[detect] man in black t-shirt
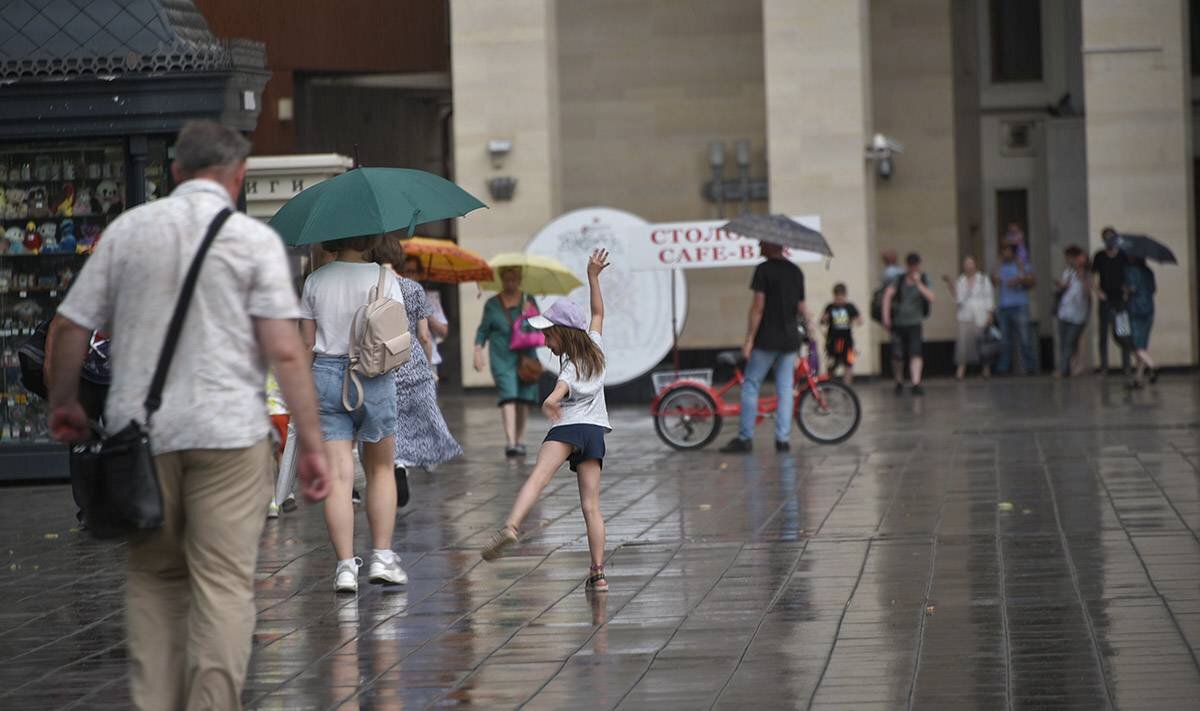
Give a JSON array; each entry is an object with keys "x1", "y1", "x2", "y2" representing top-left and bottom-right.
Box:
[
  {"x1": 1092, "y1": 227, "x2": 1131, "y2": 374},
  {"x1": 721, "y1": 241, "x2": 808, "y2": 454}
]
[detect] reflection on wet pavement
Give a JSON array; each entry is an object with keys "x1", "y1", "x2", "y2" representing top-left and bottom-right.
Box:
[{"x1": 1, "y1": 376, "x2": 1199, "y2": 709}]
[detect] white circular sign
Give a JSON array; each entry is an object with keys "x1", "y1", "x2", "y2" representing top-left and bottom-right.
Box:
[{"x1": 525, "y1": 207, "x2": 687, "y2": 385}]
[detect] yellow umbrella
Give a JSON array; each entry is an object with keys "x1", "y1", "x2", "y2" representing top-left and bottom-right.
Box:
[
  {"x1": 481, "y1": 253, "x2": 583, "y2": 295},
  {"x1": 401, "y1": 236, "x2": 493, "y2": 283}
]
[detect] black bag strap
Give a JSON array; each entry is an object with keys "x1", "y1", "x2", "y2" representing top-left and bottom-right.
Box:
[{"x1": 143, "y1": 208, "x2": 233, "y2": 421}]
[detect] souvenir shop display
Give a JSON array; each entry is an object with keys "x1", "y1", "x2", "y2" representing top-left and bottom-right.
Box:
[{"x1": 0, "y1": 139, "x2": 167, "y2": 448}]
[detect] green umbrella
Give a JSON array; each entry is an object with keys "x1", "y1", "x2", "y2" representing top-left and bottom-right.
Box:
[{"x1": 269, "y1": 168, "x2": 486, "y2": 246}]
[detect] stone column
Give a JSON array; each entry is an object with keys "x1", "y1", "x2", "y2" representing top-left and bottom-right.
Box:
[
  {"x1": 762, "y1": 0, "x2": 878, "y2": 372},
  {"x1": 450, "y1": 0, "x2": 561, "y2": 386},
  {"x1": 1083, "y1": 0, "x2": 1196, "y2": 366}
]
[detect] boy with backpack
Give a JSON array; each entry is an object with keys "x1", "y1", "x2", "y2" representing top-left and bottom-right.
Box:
[{"x1": 881, "y1": 252, "x2": 934, "y2": 395}]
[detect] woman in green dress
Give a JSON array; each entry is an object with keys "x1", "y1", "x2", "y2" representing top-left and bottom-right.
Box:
[{"x1": 474, "y1": 266, "x2": 540, "y2": 457}]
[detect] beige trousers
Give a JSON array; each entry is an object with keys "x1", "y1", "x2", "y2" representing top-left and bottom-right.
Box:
[{"x1": 126, "y1": 440, "x2": 273, "y2": 711}]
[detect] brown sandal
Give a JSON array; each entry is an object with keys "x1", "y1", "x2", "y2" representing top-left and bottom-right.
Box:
[{"x1": 586, "y1": 564, "x2": 609, "y2": 592}]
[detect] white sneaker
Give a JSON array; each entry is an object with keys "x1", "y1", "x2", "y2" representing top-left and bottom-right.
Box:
[
  {"x1": 266, "y1": 500, "x2": 280, "y2": 519},
  {"x1": 367, "y1": 551, "x2": 408, "y2": 586},
  {"x1": 334, "y1": 558, "x2": 362, "y2": 593}
]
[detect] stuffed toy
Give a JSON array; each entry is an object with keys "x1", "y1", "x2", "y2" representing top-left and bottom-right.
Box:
[
  {"x1": 78, "y1": 223, "x2": 102, "y2": 254},
  {"x1": 73, "y1": 186, "x2": 93, "y2": 216},
  {"x1": 96, "y1": 179, "x2": 122, "y2": 215},
  {"x1": 5, "y1": 187, "x2": 26, "y2": 219},
  {"x1": 37, "y1": 222, "x2": 58, "y2": 253},
  {"x1": 4, "y1": 226, "x2": 24, "y2": 254},
  {"x1": 27, "y1": 185, "x2": 50, "y2": 218},
  {"x1": 57, "y1": 219, "x2": 77, "y2": 254},
  {"x1": 23, "y1": 220, "x2": 41, "y2": 253},
  {"x1": 56, "y1": 183, "x2": 75, "y2": 217}
]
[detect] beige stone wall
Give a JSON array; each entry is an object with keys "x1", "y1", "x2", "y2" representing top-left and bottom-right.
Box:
[
  {"x1": 555, "y1": 0, "x2": 767, "y2": 348},
  {"x1": 450, "y1": 0, "x2": 561, "y2": 386},
  {"x1": 763, "y1": 0, "x2": 878, "y2": 371},
  {"x1": 1082, "y1": 0, "x2": 1197, "y2": 365},
  {"x1": 870, "y1": 0, "x2": 960, "y2": 344}
]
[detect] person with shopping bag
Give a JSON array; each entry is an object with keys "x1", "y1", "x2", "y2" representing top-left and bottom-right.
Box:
[{"x1": 474, "y1": 266, "x2": 544, "y2": 458}]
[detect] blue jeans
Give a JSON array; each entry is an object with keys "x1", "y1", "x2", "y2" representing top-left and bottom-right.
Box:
[
  {"x1": 739, "y1": 349, "x2": 797, "y2": 441},
  {"x1": 996, "y1": 305, "x2": 1037, "y2": 374}
]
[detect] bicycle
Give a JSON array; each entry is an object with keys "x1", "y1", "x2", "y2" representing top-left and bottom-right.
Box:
[{"x1": 650, "y1": 343, "x2": 861, "y2": 450}]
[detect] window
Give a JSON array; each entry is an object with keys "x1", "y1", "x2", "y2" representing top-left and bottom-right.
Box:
[{"x1": 990, "y1": 0, "x2": 1043, "y2": 83}]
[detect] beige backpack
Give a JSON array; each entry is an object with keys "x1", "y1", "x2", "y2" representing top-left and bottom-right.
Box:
[{"x1": 342, "y1": 265, "x2": 411, "y2": 410}]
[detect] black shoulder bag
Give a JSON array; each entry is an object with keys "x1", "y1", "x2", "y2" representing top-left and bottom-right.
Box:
[{"x1": 73, "y1": 209, "x2": 233, "y2": 540}]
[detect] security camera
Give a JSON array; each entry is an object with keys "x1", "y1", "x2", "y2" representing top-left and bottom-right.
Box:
[
  {"x1": 487, "y1": 139, "x2": 513, "y2": 169},
  {"x1": 865, "y1": 133, "x2": 903, "y2": 179}
]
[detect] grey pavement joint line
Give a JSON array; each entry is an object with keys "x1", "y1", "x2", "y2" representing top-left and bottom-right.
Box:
[
  {"x1": 1085, "y1": 450, "x2": 1200, "y2": 677},
  {"x1": 707, "y1": 456, "x2": 868, "y2": 708},
  {"x1": 1129, "y1": 452, "x2": 1200, "y2": 547},
  {"x1": 603, "y1": 542, "x2": 750, "y2": 711},
  {"x1": 1034, "y1": 435, "x2": 1116, "y2": 710},
  {"x1": 323, "y1": 544, "x2": 576, "y2": 707},
  {"x1": 803, "y1": 538, "x2": 874, "y2": 711},
  {"x1": 706, "y1": 541, "x2": 811, "y2": 710},
  {"x1": 249, "y1": 549, "x2": 516, "y2": 705},
  {"x1": 905, "y1": 480, "x2": 947, "y2": 709},
  {"x1": 512, "y1": 541, "x2": 704, "y2": 709},
  {"x1": 994, "y1": 445, "x2": 1015, "y2": 711}
]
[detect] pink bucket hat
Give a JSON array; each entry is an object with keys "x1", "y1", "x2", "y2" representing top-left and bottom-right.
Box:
[{"x1": 527, "y1": 299, "x2": 587, "y2": 331}]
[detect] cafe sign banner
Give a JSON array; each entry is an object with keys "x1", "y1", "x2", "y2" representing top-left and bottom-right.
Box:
[{"x1": 627, "y1": 215, "x2": 823, "y2": 271}]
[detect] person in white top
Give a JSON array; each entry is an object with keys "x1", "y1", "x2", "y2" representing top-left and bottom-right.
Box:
[
  {"x1": 481, "y1": 249, "x2": 612, "y2": 592},
  {"x1": 942, "y1": 256, "x2": 995, "y2": 380},
  {"x1": 1054, "y1": 245, "x2": 1091, "y2": 377},
  {"x1": 299, "y1": 235, "x2": 409, "y2": 593},
  {"x1": 47, "y1": 120, "x2": 330, "y2": 709}
]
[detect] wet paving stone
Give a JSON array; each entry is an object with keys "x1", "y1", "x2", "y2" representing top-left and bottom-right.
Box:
[{"x1": 2, "y1": 375, "x2": 1200, "y2": 708}]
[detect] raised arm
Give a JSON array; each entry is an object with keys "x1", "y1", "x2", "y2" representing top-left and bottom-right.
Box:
[{"x1": 586, "y1": 248, "x2": 610, "y2": 334}]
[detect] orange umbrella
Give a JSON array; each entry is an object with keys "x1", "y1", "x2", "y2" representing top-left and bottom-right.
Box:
[{"x1": 401, "y1": 236, "x2": 494, "y2": 283}]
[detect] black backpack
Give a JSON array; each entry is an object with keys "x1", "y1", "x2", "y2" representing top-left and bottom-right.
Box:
[{"x1": 17, "y1": 316, "x2": 111, "y2": 400}]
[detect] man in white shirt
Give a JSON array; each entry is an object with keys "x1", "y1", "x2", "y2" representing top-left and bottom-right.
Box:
[{"x1": 47, "y1": 121, "x2": 330, "y2": 710}]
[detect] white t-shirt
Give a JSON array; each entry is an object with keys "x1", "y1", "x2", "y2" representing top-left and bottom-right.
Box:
[
  {"x1": 299, "y1": 262, "x2": 404, "y2": 356},
  {"x1": 555, "y1": 330, "x2": 611, "y2": 431},
  {"x1": 58, "y1": 179, "x2": 300, "y2": 455}
]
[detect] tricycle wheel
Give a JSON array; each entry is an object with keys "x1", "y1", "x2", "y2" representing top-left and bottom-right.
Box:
[
  {"x1": 795, "y1": 380, "x2": 861, "y2": 444},
  {"x1": 654, "y1": 386, "x2": 722, "y2": 450}
]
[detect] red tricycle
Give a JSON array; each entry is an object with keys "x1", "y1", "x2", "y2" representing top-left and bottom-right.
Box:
[{"x1": 650, "y1": 344, "x2": 861, "y2": 450}]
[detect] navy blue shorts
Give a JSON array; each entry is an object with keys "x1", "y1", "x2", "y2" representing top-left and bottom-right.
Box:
[{"x1": 544, "y1": 424, "x2": 606, "y2": 472}]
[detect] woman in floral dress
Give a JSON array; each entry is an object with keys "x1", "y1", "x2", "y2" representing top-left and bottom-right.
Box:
[{"x1": 392, "y1": 270, "x2": 463, "y2": 505}]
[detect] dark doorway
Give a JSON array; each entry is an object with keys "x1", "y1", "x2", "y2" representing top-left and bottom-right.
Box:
[
  {"x1": 295, "y1": 77, "x2": 464, "y2": 389},
  {"x1": 996, "y1": 188, "x2": 1030, "y2": 254}
]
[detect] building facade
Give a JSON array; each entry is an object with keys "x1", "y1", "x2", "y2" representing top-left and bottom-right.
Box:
[{"x1": 451, "y1": 0, "x2": 1198, "y2": 387}]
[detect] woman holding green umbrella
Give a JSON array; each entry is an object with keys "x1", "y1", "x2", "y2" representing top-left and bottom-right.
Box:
[{"x1": 475, "y1": 266, "x2": 542, "y2": 458}]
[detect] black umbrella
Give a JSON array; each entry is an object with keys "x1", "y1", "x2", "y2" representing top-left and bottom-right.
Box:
[
  {"x1": 1115, "y1": 233, "x2": 1176, "y2": 264},
  {"x1": 720, "y1": 213, "x2": 833, "y2": 259}
]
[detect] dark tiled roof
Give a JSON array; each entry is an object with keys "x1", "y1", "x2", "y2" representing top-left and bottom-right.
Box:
[{"x1": 0, "y1": 0, "x2": 264, "y2": 81}]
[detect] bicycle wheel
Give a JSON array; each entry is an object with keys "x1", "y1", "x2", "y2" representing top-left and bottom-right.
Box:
[
  {"x1": 654, "y1": 385, "x2": 722, "y2": 450},
  {"x1": 795, "y1": 380, "x2": 861, "y2": 444}
]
